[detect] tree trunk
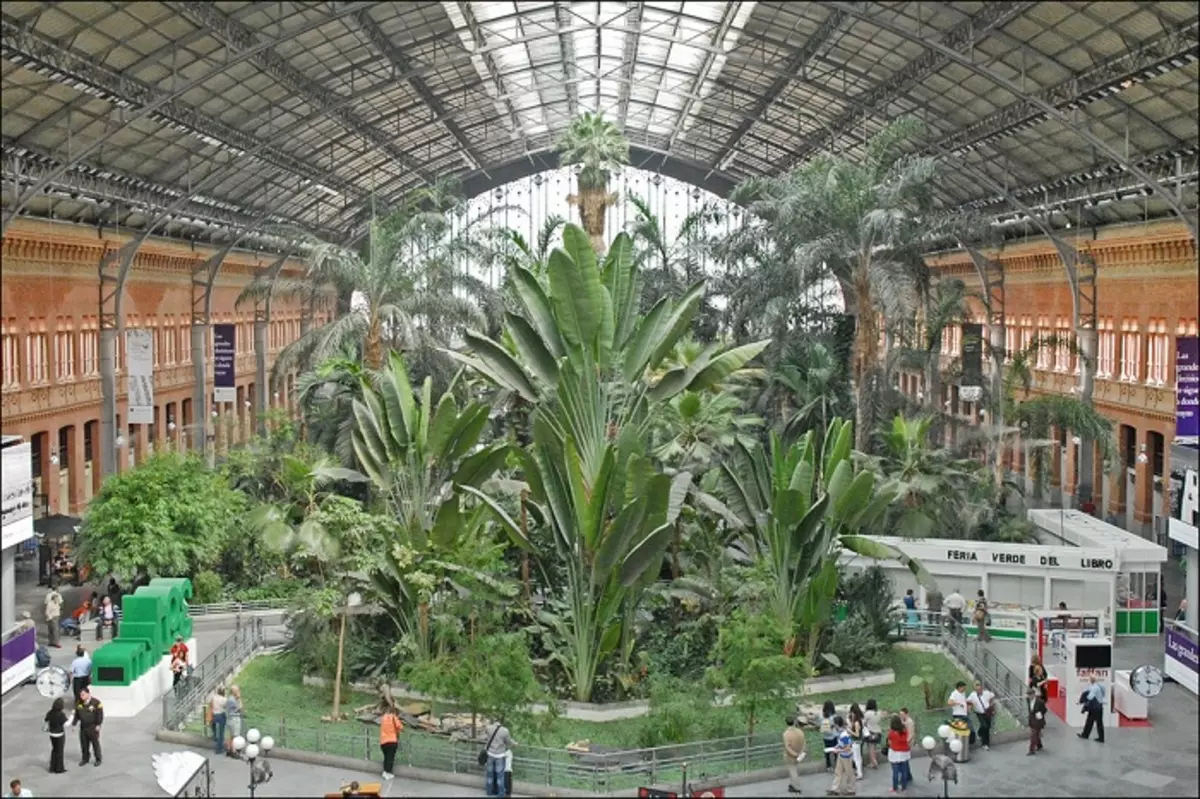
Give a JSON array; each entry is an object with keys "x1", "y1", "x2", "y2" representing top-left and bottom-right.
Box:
[
  {"x1": 364, "y1": 320, "x2": 383, "y2": 371},
  {"x1": 851, "y1": 266, "x2": 879, "y2": 450},
  {"x1": 332, "y1": 609, "x2": 347, "y2": 721},
  {"x1": 573, "y1": 185, "x2": 610, "y2": 254},
  {"x1": 519, "y1": 491, "x2": 531, "y2": 603}
]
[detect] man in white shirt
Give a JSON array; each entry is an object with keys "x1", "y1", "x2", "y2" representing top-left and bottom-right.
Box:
[
  {"x1": 944, "y1": 589, "x2": 966, "y2": 626},
  {"x1": 947, "y1": 680, "x2": 976, "y2": 746},
  {"x1": 1077, "y1": 672, "x2": 1106, "y2": 743},
  {"x1": 968, "y1": 680, "x2": 995, "y2": 750}
]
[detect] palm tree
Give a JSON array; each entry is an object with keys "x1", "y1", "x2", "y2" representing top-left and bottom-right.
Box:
[
  {"x1": 556, "y1": 112, "x2": 630, "y2": 252},
  {"x1": 733, "y1": 117, "x2": 940, "y2": 450},
  {"x1": 295, "y1": 357, "x2": 369, "y2": 466},
  {"x1": 240, "y1": 188, "x2": 501, "y2": 384}
]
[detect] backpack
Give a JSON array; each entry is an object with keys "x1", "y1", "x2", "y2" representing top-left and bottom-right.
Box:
[{"x1": 35, "y1": 646, "x2": 51, "y2": 668}]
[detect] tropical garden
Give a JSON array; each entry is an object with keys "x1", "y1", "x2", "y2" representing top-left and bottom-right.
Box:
[{"x1": 78, "y1": 114, "x2": 1109, "y2": 782}]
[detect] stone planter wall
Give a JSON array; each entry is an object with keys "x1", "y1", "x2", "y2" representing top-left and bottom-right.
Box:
[{"x1": 302, "y1": 667, "x2": 895, "y2": 722}]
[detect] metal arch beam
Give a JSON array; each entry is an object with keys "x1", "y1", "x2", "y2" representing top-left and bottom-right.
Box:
[
  {"x1": 249, "y1": 250, "x2": 293, "y2": 437},
  {"x1": 786, "y1": 1, "x2": 1032, "y2": 166},
  {"x1": 0, "y1": 142, "x2": 341, "y2": 239},
  {"x1": 964, "y1": 245, "x2": 1008, "y2": 480},
  {"x1": 0, "y1": 11, "x2": 360, "y2": 202},
  {"x1": 0, "y1": 2, "x2": 377, "y2": 235},
  {"x1": 555, "y1": 0, "x2": 581, "y2": 119},
  {"x1": 664, "y1": 1, "x2": 744, "y2": 152},
  {"x1": 824, "y1": 2, "x2": 1198, "y2": 240},
  {"x1": 453, "y1": 0, "x2": 527, "y2": 148},
  {"x1": 169, "y1": 2, "x2": 434, "y2": 188},
  {"x1": 926, "y1": 137, "x2": 1101, "y2": 505},
  {"x1": 342, "y1": 7, "x2": 486, "y2": 170},
  {"x1": 705, "y1": 5, "x2": 850, "y2": 175},
  {"x1": 942, "y1": 21, "x2": 1199, "y2": 157}
]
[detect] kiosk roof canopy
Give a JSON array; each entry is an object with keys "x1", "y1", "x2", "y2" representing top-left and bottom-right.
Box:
[{"x1": 1028, "y1": 509, "x2": 1168, "y2": 564}]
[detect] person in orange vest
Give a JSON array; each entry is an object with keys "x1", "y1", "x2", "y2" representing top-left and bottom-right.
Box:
[{"x1": 379, "y1": 705, "x2": 403, "y2": 780}]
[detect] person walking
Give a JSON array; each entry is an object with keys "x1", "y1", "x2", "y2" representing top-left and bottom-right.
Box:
[
  {"x1": 968, "y1": 680, "x2": 995, "y2": 750},
  {"x1": 209, "y1": 687, "x2": 227, "y2": 755},
  {"x1": 886, "y1": 715, "x2": 911, "y2": 793},
  {"x1": 44, "y1": 697, "x2": 68, "y2": 774},
  {"x1": 43, "y1": 585, "x2": 63, "y2": 649},
  {"x1": 972, "y1": 590, "x2": 991, "y2": 642},
  {"x1": 72, "y1": 687, "x2": 103, "y2": 767},
  {"x1": 1077, "y1": 672, "x2": 1106, "y2": 743},
  {"x1": 783, "y1": 715, "x2": 807, "y2": 794},
  {"x1": 94, "y1": 596, "x2": 116, "y2": 641},
  {"x1": 483, "y1": 717, "x2": 515, "y2": 798},
  {"x1": 848, "y1": 703, "x2": 866, "y2": 779},
  {"x1": 944, "y1": 588, "x2": 966, "y2": 628},
  {"x1": 69, "y1": 647, "x2": 90, "y2": 702},
  {"x1": 1029, "y1": 655, "x2": 1050, "y2": 702},
  {"x1": 947, "y1": 681, "x2": 975, "y2": 746},
  {"x1": 224, "y1": 686, "x2": 244, "y2": 756},
  {"x1": 898, "y1": 708, "x2": 916, "y2": 787},
  {"x1": 378, "y1": 705, "x2": 402, "y2": 780},
  {"x1": 1026, "y1": 686, "x2": 1047, "y2": 756},
  {"x1": 829, "y1": 716, "x2": 856, "y2": 796},
  {"x1": 820, "y1": 700, "x2": 837, "y2": 772},
  {"x1": 902, "y1": 589, "x2": 918, "y2": 628},
  {"x1": 862, "y1": 699, "x2": 882, "y2": 770}
]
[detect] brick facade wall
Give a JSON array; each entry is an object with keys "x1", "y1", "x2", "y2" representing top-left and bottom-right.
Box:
[
  {"x1": 0, "y1": 217, "x2": 330, "y2": 515},
  {"x1": 899, "y1": 220, "x2": 1198, "y2": 532}
]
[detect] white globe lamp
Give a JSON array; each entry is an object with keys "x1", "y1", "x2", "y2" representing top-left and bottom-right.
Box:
[
  {"x1": 246, "y1": 728, "x2": 261, "y2": 745},
  {"x1": 937, "y1": 724, "x2": 951, "y2": 740},
  {"x1": 261, "y1": 735, "x2": 275, "y2": 752},
  {"x1": 922, "y1": 735, "x2": 937, "y2": 751},
  {"x1": 231, "y1": 735, "x2": 246, "y2": 752},
  {"x1": 949, "y1": 738, "x2": 963, "y2": 754}
]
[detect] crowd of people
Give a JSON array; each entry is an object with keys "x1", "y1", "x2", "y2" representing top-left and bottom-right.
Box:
[{"x1": 781, "y1": 678, "x2": 1003, "y2": 796}]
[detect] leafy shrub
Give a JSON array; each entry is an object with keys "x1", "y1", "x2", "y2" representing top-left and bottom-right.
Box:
[
  {"x1": 840, "y1": 566, "x2": 898, "y2": 642},
  {"x1": 635, "y1": 676, "x2": 711, "y2": 748},
  {"x1": 192, "y1": 570, "x2": 223, "y2": 604},
  {"x1": 822, "y1": 615, "x2": 891, "y2": 674},
  {"x1": 231, "y1": 579, "x2": 308, "y2": 603}
]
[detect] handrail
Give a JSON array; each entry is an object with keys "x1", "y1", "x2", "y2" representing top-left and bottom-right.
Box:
[
  {"x1": 186, "y1": 599, "x2": 292, "y2": 616},
  {"x1": 940, "y1": 621, "x2": 1029, "y2": 726},
  {"x1": 161, "y1": 618, "x2": 265, "y2": 730}
]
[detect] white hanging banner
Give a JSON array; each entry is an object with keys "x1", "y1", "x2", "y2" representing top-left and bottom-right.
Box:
[{"x1": 126, "y1": 328, "x2": 154, "y2": 424}]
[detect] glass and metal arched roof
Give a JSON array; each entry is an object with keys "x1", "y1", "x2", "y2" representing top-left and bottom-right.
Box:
[{"x1": 2, "y1": 1, "x2": 1197, "y2": 249}]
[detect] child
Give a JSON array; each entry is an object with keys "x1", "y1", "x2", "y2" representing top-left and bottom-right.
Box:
[{"x1": 829, "y1": 716, "x2": 856, "y2": 796}]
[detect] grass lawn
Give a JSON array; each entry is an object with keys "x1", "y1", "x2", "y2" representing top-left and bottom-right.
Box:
[{"x1": 196, "y1": 648, "x2": 1013, "y2": 791}]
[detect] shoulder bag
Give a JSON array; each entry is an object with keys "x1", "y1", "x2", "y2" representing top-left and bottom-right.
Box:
[{"x1": 477, "y1": 724, "x2": 500, "y2": 766}]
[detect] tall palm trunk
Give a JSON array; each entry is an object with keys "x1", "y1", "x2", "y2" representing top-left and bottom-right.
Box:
[
  {"x1": 364, "y1": 319, "x2": 384, "y2": 370},
  {"x1": 573, "y1": 185, "x2": 611, "y2": 254},
  {"x1": 851, "y1": 263, "x2": 879, "y2": 450}
]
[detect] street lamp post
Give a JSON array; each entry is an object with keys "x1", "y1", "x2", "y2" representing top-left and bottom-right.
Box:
[{"x1": 231, "y1": 728, "x2": 274, "y2": 798}]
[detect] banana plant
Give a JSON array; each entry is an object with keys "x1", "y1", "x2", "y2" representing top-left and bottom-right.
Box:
[
  {"x1": 714, "y1": 418, "x2": 933, "y2": 643},
  {"x1": 349, "y1": 352, "x2": 516, "y2": 656},
  {"x1": 443, "y1": 223, "x2": 769, "y2": 408}
]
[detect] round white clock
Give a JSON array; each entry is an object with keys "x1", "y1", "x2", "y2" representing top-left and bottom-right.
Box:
[
  {"x1": 35, "y1": 665, "x2": 71, "y2": 699},
  {"x1": 1130, "y1": 664, "x2": 1164, "y2": 698}
]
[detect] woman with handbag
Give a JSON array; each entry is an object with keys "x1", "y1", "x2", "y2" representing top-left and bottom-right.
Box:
[
  {"x1": 44, "y1": 697, "x2": 68, "y2": 773},
  {"x1": 862, "y1": 698, "x2": 882, "y2": 769}
]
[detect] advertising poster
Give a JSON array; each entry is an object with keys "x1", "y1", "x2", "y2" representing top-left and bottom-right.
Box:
[
  {"x1": 1, "y1": 441, "x2": 34, "y2": 551},
  {"x1": 212, "y1": 323, "x2": 236, "y2": 404},
  {"x1": 125, "y1": 328, "x2": 154, "y2": 424},
  {"x1": 1176, "y1": 335, "x2": 1198, "y2": 446},
  {"x1": 961, "y1": 322, "x2": 984, "y2": 386}
]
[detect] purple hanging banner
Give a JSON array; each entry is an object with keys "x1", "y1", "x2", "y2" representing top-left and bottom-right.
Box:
[
  {"x1": 212, "y1": 324, "x2": 236, "y2": 404},
  {"x1": 1176, "y1": 335, "x2": 1199, "y2": 446}
]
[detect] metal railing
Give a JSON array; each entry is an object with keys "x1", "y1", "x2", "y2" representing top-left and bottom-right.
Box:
[
  {"x1": 187, "y1": 599, "x2": 292, "y2": 617},
  {"x1": 173, "y1": 757, "x2": 214, "y2": 798},
  {"x1": 186, "y1": 717, "x2": 785, "y2": 794},
  {"x1": 940, "y1": 620, "x2": 1029, "y2": 726},
  {"x1": 162, "y1": 618, "x2": 266, "y2": 730}
]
